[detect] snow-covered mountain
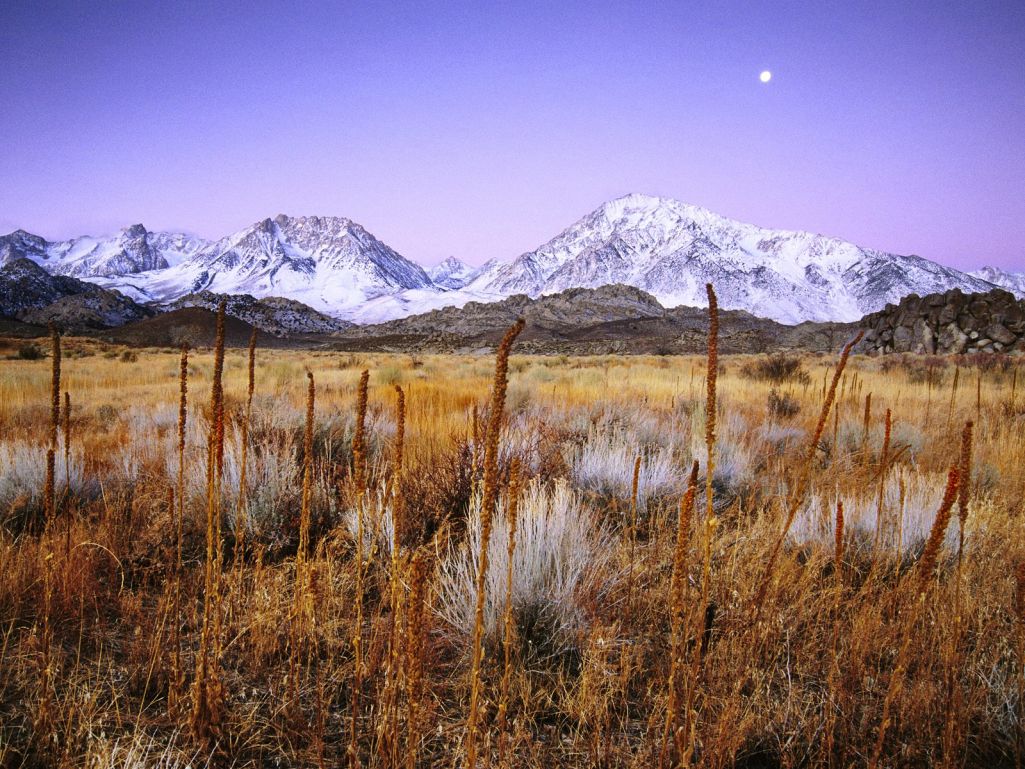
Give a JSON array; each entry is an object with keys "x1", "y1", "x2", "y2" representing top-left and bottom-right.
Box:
[
  {"x1": 969, "y1": 266, "x2": 1025, "y2": 299},
  {"x1": 102, "y1": 215, "x2": 434, "y2": 316},
  {"x1": 462, "y1": 194, "x2": 999, "y2": 323},
  {"x1": 0, "y1": 215, "x2": 434, "y2": 318},
  {"x1": 427, "y1": 257, "x2": 481, "y2": 289},
  {"x1": 0, "y1": 224, "x2": 209, "y2": 277},
  {"x1": 0, "y1": 196, "x2": 1009, "y2": 325}
]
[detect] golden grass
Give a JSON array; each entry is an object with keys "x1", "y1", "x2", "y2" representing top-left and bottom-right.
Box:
[{"x1": 1, "y1": 321, "x2": 1024, "y2": 767}]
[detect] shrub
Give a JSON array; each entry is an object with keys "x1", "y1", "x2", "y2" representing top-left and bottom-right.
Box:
[
  {"x1": 739, "y1": 353, "x2": 810, "y2": 385},
  {"x1": 0, "y1": 439, "x2": 89, "y2": 532},
  {"x1": 767, "y1": 388, "x2": 800, "y2": 419},
  {"x1": 437, "y1": 479, "x2": 608, "y2": 656},
  {"x1": 568, "y1": 427, "x2": 679, "y2": 512},
  {"x1": 16, "y1": 342, "x2": 44, "y2": 360},
  {"x1": 791, "y1": 469, "x2": 959, "y2": 561},
  {"x1": 120, "y1": 350, "x2": 138, "y2": 363},
  {"x1": 690, "y1": 410, "x2": 754, "y2": 499}
]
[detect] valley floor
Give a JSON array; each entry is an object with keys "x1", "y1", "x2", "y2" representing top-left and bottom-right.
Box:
[{"x1": 1, "y1": 334, "x2": 1023, "y2": 767}]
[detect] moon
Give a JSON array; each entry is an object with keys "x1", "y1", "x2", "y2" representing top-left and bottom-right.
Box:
[{"x1": 759, "y1": 70, "x2": 772, "y2": 83}]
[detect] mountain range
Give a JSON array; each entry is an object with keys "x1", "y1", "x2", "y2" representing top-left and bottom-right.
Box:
[{"x1": 1, "y1": 194, "x2": 1021, "y2": 326}]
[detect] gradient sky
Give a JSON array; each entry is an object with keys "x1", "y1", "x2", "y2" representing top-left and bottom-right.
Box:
[{"x1": 1, "y1": 1, "x2": 1023, "y2": 270}]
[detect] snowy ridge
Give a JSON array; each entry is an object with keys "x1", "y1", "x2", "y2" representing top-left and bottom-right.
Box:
[
  {"x1": 462, "y1": 194, "x2": 1001, "y2": 323},
  {"x1": 969, "y1": 266, "x2": 1025, "y2": 299},
  {"x1": 0, "y1": 195, "x2": 1013, "y2": 325},
  {"x1": 427, "y1": 257, "x2": 482, "y2": 289}
]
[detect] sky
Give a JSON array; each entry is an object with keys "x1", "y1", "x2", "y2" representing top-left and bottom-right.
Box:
[{"x1": 1, "y1": 1, "x2": 1023, "y2": 271}]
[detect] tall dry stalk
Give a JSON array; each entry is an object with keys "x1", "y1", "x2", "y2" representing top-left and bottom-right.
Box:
[
  {"x1": 352, "y1": 369, "x2": 370, "y2": 491},
  {"x1": 823, "y1": 498, "x2": 846, "y2": 767},
  {"x1": 393, "y1": 383, "x2": 406, "y2": 475},
  {"x1": 755, "y1": 330, "x2": 864, "y2": 611},
  {"x1": 191, "y1": 302, "x2": 227, "y2": 742},
  {"x1": 873, "y1": 408, "x2": 893, "y2": 552},
  {"x1": 947, "y1": 364, "x2": 960, "y2": 429},
  {"x1": 466, "y1": 318, "x2": 524, "y2": 769},
  {"x1": 62, "y1": 391, "x2": 71, "y2": 490},
  {"x1": 1012, "y1": 365, "x2": 1019, "y2": 414},
  {"x1": 659, "y1": 460, "x2": 699, "y2": 769},
  {"x1": 862, "y1": 392, "x2": 872, "y2": 458},
  {"x1": 62, "y1": 391, "x2": 72, "y2": 557},
  {"x1": 976, "y1": 373, "x2": 982, "y2": 423},
  {"x1": 404, "y1": 550, "x2": 430, "y2": 769},
  {"x1": 916, "y1": 466, "x2": 960, "y2": 588},
  {"x1": 1014, "y1": 561, "x2": 1025, "y2": 769},
  {"x1": 870, "y1": 466, "x2": 959, "y2": 769},
  {"x1": 955, "y1": 420, "x2": 973, "y2": 571},
  {"x1": 289, "y1": 370, "x2": 316, "y2": 710},
  {"x1": 379, "y1": 384, "x2": 408, "y2": 768},
  {"x1": 703, "y1": 284, "x2": 718, "y2": 525},
  {"x1": 234, "y1": 328, "x2": 257, "y2": 580},
  {"x1": 625, "y1": 453, "x2": 642, "y2": 629},
  {"x1": 349, "y1": 369, "x2": 370, "y2": 769},
  {"x1": 43, "y1": 325, "x2": 61, "y2": 527},
  {"x1": 678, "y1": 285, "x2": 721, "y2": 767},
  {"x1": 168, "y1": 345, "x2": 188, "y2": 715},
  {"x1": 497, "y1": 458, "x2": 523, "y2": 768},
  {"x1": 34, "y1": 325, "x2": 62, "y2": 746}
]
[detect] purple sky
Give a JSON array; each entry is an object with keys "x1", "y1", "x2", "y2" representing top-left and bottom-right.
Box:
[{"x1": 1, "y1": 1, "x2": 1023, "y2": 271}]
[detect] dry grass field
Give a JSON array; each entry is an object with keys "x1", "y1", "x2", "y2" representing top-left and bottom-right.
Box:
[{"x1": 1, "y1": 302, "x2": 1024, "y2": 768}]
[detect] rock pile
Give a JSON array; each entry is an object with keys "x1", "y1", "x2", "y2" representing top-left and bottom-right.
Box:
[{"x1": 858, "y1": 288, "x2": 1025, "y2": 354}]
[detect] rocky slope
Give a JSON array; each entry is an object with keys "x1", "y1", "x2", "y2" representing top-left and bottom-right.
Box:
[
  {"x1": 334, "y1": 284, "x2": 853, "y2": 355},
  {"x1": 166, "y1": 291, "x2": 352, "y2": 336},
  {"x1": 0, "y1": 225, "x2": 208, "y2": 277},
  {"x1": 0, "y1": 258, "x2": 152, "y2": 329},
  {"x1": 857, "y1": 288, "x2": 1025, "y2": 354}
]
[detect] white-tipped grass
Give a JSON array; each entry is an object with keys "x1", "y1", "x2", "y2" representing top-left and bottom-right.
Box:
[
  {"x1": 84, "y1": 731, "x2": 208, "y2": 769},
  {"x1": 689, "y1": 410, "x2": 754, "y2": 496},
  {"x1": 0, "y1": 439, "x2": 88, "y2": 524},
  {"x1": 343, "y1": 480, "x2": 398, "y2": 561},
  {"x1": 438, "y1": 478, "x2": 608, "y2": 654},
  {"x1": 792, "y1": 469, "x2": 967, "y2": 560},
  {"x1": 568, "y1": 426, "x2": 679, "y2": 513}
]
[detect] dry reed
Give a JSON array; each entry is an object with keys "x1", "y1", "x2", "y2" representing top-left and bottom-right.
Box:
[
  {"x1": 466, "y1": 318, "x2": 524, "y2": 769},
  {"x1": 659, "y1": 459, "x2": 699, "y2": 768},
  {"x1": 349, "y1": 368, "x2": 370, "y2": 769},
  {"x1": 755, "y1": 329, "x2": 864, "y2": 610},
  {"x1": 234, "y1": 328, "x2": 257, "y2": 578},
  {"x1": 497, "y1": 457, "x2": 522, "y2": 768},
  {"x1": 289, "y1": 370, "x2": 316, "y2": 710},
  {"x1": 191, "y1": 301, "x2": 227, "y2": 742}
]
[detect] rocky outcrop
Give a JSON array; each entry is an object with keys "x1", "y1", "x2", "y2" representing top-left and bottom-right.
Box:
[
  {"x1": 0, "y1": 257, "x2": 153, "y2": 330},
  {"x1": 166, "y1": 290, "x2": 353, "y2": 336},
  {"x1": 858, "y1": 288, "x2": 1025, "y2": 355},
  {"x1": 333, "y1": 283, "x2": 857, "y2": 354}
]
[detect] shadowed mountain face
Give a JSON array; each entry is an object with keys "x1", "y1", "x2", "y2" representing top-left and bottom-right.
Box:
[
  {"x1": 0, "y1": 258, "x2": 152, "y2": 330},
  {"x1": 166, "y1": 290, "x2": 353, "y2": 336},
  {"x1": 100, "y1": 308, "x2": 275, "y2": 349}
]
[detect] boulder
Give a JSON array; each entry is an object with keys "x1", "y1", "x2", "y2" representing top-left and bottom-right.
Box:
[
  {"x1": 937, "y1": 323, "x2": 968, "y2": 354},
  {"x1": 913, "y1": 318, "x2": 935, "y2": 354},
  {"x1": 938, "y1": 303, "x2": 959, "y2": 325},
  {"x1": 893, "y1": 325, "x2": 913, "y2": 352},
  {"x1": 985, "y1": 322, "x2": 1017, "y2": 345}
]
